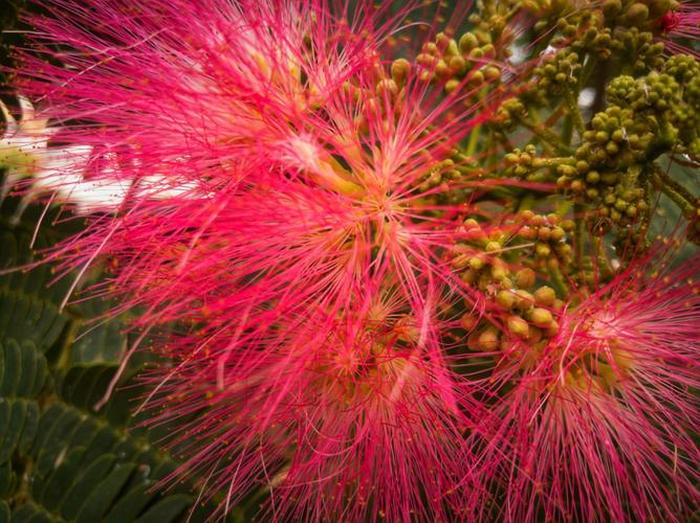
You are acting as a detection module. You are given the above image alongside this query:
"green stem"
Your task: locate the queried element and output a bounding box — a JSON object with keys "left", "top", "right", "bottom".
{"left": 548, "top": 264, "right": 570, "bottom": 299}
{"left": 573, "top": 202, "right": 586, "bottom": 272}
{"left": 564, "top": 91, "right": 586, "bottom": 137}
{"left": 516, "top": 193, "right": 535, "bottom": 212}
{"left": 466, "top": 123, "right": 481, "bottom": 156}
{"left": 518, "top": 117, "right": 575, "bottom": 155}
{"left": 651, "top": 166, "right": 696, "bottom": 218}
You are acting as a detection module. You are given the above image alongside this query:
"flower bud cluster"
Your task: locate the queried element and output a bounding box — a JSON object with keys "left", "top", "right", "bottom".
{"left": 452, "top": 211, "right": 572, "bottom": 354}
{"left": 415, "top": 29, "right": 503, "bottom": 93}
{"left": 554, "top": 53, "right": 698, "bottom": 227}
{"left": 534, "top": 50, "right": 581, "bottom": 94}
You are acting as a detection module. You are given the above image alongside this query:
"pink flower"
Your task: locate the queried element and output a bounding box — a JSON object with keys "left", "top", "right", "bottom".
{"left": 17, "top": 1, "right": 507, "bottom": 520}
{"left": 477, "top": 254, "right": 700, "bottom": 522}
{"left": 142, "top": 292, "right": 482, "bottom": 521}
{"left": 101, "top": 54, "right": 494, "bottom": 521}
{"left": 19, "top": 0, "right": 387, "bottom": 193}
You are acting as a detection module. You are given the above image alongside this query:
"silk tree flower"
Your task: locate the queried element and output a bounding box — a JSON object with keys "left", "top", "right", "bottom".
{"left": 142, "top": 290, "right": 485, "bottom": 521}
{"left": 475, "top": 253, "right": 700, "bottom": 522}
{"left": 0, "top": 95, "right": 100, "bottom": 220}
{"left": 44, "top": 44, "right": 498, "bottom": 520}
{"left": 15, "top": 0, "right": 508, "bottom": 520}
{"left": 17, "top": 0, "right": 406, "bottom": 305}
{"left": 19, "top": 0, "right": 392, "bottom": 196}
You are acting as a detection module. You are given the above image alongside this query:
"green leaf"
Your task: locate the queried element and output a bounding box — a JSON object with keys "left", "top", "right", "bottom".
{"left": 0, "top": 196, "right": 229, "bottom": 521}
{"left": 35, "top": 446, "right": 86, "bottom": 511}
{"left": 6, "top": 502, "right": 53, "bottom": 523}
{"left": 102, "top": 468, "right": 157, "bottom": 523}
{"left": 58, "top": 453, "right": 117, "bottom": 520}
{"left": 69, "top": 300, "right": 127, "bottom": 367}
{"left": 0, "top": 461, "right": 14, "bottom": 498}
{"left": 0, "top": 399, "right": 27, "bottom": 462}
{"left": 0, "top": 340, "right": 20, "bottom": 396}
{"left": 17, "top": 401, "right": 38, "bottom": 455}
{"left": 135, "top": 494, "right": 192, "bottom": 523}
{"left": 75, "top": 462, "right": 136, "bottom": 523}
{"left": 0, "top": 500, "right": 9, "bottom": 523}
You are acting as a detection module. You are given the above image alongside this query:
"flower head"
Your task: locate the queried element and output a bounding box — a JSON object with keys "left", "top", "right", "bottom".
{"left": 477, "top": 253, "right": 700, "bottom": 522}
{"left": 143, "top": 289, "right": 483, "bottom": 521}
{"left": 15, "top": 0, "right": 509, "bottom": 520}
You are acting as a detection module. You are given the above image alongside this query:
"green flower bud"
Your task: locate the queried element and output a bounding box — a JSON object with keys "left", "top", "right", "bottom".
{"left": 475, "top": 327, "right": 498, "bottom": 350}
{"left": 625, "top": 3, "right": 649, "bottom": 25}
{"left": 515, "top": 268, "right": 536, "bottom": 288}
{"left": 507, "top": 315, "right": 530, "bottom": 339}
{"left": 530, "top": 307, "right": 554, "bottom": 327}
{"left": 497, "top": 289, "right": 516, "bottom": 309}
{"left": 534, "top": 286, "right": 556, "bottom": 306}
{"left": 391, "top": 58, "right": 411, "bottom": 84}
{"left": 459, "top": 33, "right": 479, "bottom": 53}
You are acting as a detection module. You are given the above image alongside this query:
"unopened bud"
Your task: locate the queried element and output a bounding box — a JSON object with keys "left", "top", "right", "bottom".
{"left": 507, "top": 315, "right": 530, "bottom": 338}
{"left": 391, "top": 58, "right": 411, "bottom": 84}
{"left": 530, "top": 307, "right": 554, "bottom": 327}
{"left": 515, "top": 268, "right": 536, "bottom": 288}
{"left": 534, "top": 286, "right": 556, "bottom": 306}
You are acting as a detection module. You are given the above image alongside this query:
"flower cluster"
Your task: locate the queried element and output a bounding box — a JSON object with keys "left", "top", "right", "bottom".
{"left": 3, "top": 0, "right": 699, "bottom": 521}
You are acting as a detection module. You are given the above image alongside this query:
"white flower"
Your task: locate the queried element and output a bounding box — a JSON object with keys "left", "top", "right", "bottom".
{"left": 0, "top": 96, "right": 141, "bottom": 221}
{"left": 1, "top": 96, "right": 206, "bottom": 222}
{"left": 0, "top": 96, "right": 102, "bottom": 221}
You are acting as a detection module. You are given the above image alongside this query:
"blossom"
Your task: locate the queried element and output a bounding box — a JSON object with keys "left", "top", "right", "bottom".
{"left": 476, "top": 254, "right": 700, "bottom": 522}
{"left": 19, "top": 0, "right": 388, "bottom": 193}
{"left": 0, "top": 95, "right": 97, "bottom": 220}
{"left": 142, "top": 290, "right": 485, "bottom": 521}
{"left": 55, "top": 50, "right": 495, "bottom": 520}
{"left": 15, "top": 0, "right": 508, "bottom": 520}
